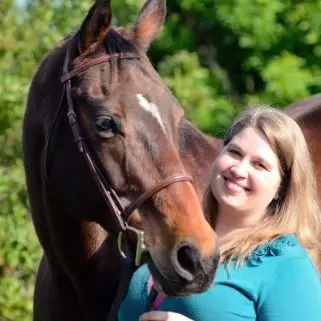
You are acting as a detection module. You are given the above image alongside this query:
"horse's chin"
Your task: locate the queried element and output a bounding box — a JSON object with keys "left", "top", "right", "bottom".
{"left": 145, "top": 253, "right": 214, "bottom": 297}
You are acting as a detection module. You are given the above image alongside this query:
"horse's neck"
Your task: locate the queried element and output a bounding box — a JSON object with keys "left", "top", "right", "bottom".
{"left": 179, "top": 119, "right": 221, "bottom": 201}
{"left": 29, "top": 41, "right": 70, "bottom": 129}
{"left": 285, "top": 93, "right": 321, "bottom": 120}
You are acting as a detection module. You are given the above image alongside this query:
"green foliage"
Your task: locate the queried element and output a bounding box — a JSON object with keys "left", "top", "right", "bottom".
{"left": 0, "top": 162, "right": 40, "bottom": 320}
{"left": 262, "top": 52, "right": 313, "bottom": 105}
{"left": 159, "top": 51, "right": 237, "bottom": 136}
{"left": 1, "top": 0, "right": 321, "bottom": 319}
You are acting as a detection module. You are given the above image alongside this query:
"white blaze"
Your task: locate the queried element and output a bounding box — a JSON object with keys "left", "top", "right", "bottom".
{"left": 136, "top": 93, "right": 166, "bottom": 133}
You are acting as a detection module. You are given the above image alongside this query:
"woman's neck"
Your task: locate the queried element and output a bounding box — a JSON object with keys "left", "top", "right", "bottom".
{"left": 216, "top": 206, "right": 264, "bottom": 239}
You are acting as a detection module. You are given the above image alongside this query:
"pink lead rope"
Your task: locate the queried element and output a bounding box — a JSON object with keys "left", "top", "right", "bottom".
{"left": 147, "top": 278, "right": 166, "bottom": 310}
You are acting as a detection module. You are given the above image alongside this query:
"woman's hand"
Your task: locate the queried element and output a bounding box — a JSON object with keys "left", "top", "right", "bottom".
{"left": 139, "top": 311, "right": 194, "bottom": 321}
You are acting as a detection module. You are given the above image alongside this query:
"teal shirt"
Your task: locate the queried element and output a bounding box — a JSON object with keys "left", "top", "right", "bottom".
{"left": 119, "top": 235, "right": 321, "bottom": 321}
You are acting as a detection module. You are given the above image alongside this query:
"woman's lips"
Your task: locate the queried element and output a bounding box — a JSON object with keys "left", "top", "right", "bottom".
{"left": 223, "top": 176, "right": 251, "bottom": 193}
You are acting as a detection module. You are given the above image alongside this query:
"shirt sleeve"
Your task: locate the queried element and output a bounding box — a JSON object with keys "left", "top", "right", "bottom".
{"left": 257, "top": 255, "right": 321, "bottom": 321}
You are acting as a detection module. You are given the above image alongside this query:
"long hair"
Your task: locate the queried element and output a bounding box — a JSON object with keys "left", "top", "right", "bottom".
{"left": 205, "top": 106, "right": 321, "bottom": 270}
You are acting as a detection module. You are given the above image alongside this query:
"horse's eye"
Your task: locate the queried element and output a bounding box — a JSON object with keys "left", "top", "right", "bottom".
{"left": 95, "top": 116, "right": 114, "bottom": 132}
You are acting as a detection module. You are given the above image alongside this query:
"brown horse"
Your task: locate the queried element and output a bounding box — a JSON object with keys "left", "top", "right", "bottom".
{"left": 285, "top": 93, "right": 321, "bottom": 202}
{"left": 22, "top": 1, "right": 219, "bottom": 320}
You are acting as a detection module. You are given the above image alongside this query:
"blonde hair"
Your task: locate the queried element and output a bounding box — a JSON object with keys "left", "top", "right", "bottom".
{"left": 205, "top": 105, "right": 321, "bottom": 270}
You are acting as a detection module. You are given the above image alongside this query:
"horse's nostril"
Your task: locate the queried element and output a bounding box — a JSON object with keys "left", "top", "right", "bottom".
{"left": 173, "top": 243, "right": 201, "bottom": 282}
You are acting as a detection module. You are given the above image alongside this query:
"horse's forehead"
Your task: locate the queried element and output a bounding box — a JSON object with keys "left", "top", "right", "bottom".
{"left": 78, "top": 60, "right": 182, "bottom": 124}
{"left": 136, "top": 93, "right": 167, "bottom": 134}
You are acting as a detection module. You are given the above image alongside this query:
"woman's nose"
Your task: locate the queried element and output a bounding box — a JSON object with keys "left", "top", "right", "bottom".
{"left": 230, "top": 161, "right": 249, "bottom": 178}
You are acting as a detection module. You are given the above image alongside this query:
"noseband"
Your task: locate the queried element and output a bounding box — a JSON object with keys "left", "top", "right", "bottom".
{"left": 56, "top": 39, "right": 193, "bottom": 266}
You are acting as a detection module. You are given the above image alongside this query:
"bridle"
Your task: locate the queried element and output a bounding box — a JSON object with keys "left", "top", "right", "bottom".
{"left": 49, "top": 37, "right": 194, "bottom": 320}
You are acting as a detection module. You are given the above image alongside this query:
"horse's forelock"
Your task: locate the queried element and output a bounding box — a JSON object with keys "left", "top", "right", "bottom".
{"left": 103, "top": 29, "right": 139, "bottom": 55}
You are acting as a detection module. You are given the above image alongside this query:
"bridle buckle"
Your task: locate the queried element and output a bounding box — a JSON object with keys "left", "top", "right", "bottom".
{"left": 118, "top": 226, "right": 146, "bottom": 267}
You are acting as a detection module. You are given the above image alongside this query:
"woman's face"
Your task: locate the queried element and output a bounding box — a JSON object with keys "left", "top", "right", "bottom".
{"left": 211, "top": 127, "right": 282, "bottom": 220}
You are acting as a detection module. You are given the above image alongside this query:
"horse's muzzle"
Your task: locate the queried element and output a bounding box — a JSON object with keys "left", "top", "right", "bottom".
{"left": 147, "top": 241, "right": 220, "bottom": 296}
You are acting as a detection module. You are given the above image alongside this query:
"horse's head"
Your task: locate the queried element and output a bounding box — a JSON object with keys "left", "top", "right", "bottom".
{"left": 59, "top": 0, "right": 218, "bottom": 296}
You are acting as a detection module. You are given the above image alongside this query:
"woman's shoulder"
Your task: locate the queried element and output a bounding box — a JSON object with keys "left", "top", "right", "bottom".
{"left": 252, "top": 236, "right": 321, "bottom": 319}
{"left": 248, "top": 234, "right": 307, "bottom": 267}
{"left": 217, "top": 235, "right": 315, "bottom": 288}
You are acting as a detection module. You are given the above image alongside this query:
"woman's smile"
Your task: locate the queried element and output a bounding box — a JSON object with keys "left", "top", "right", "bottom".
{"left": 223, "top": 175, "right": 251, "bottom": 195}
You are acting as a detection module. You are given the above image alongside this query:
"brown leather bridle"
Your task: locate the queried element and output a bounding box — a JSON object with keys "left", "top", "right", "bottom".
{"left": 58, "top": 39, "right": 194, "bottom": 265}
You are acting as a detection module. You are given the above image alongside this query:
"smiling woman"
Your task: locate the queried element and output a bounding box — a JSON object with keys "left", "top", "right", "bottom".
{"left": 118, "top": 105, "right": 321, "bottom": 321}
{"left": 211, "top": 126, "right": 282, "bottom": 229}
{"left": 210, "top": 106, "right": 321, "bottom": 264}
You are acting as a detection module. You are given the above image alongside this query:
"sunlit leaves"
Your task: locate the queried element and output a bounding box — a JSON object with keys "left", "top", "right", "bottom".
{"left": 159, "top": 51, "right": 237, "bottom": 136}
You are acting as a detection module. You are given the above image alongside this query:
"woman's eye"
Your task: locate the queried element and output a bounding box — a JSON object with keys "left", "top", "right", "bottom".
{"left": 95, "top": 116, "right": 114, "bottom": 132}
{"left": 253, "top": 162, "right": 266, "bottom": 170}
{"left": 229, "top": 149, "right": 240, "bottom": 157}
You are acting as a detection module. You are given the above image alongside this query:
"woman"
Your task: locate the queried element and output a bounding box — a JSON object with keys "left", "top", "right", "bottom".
{"left": 118, "top": 106, "right": 321, "bottom": 321}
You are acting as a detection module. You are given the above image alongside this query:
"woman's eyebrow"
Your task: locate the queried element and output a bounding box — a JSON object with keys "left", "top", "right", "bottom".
{"left": 254, "top": 156, "right": 273, "bottom": 168}
{"left": 228, "top": 142, "right": 243, "bottom": 152}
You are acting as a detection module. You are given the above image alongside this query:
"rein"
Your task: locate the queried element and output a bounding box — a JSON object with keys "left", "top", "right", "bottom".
{"left": 46, "top": 38, "right": 194, "bottom": 320}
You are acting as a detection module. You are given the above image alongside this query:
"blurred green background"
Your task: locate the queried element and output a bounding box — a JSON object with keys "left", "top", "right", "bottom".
{"left": 1, "top": 0, "right": 321, "bottom": 319}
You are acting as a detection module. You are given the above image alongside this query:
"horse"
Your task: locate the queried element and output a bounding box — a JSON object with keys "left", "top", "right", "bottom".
{"left": 22, "top": 1, "right": 219, "bottom": 320}
{"left": 285, "top": 93, "right": 321, "bottom": 202}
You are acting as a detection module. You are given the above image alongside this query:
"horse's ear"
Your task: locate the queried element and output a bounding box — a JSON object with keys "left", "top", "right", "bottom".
{"left": 79, "top": 0, "right": 112, "bottom": 52}
{"left": 133, "top": 0, "right": 167, "bottom": 51}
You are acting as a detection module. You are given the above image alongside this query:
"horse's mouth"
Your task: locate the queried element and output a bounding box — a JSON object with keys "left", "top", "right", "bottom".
{"left": 144, "top": 252, "right": 214, "bottom": 297}
{"left": 146, "top": 254, "right": 180, "bottom": 296}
